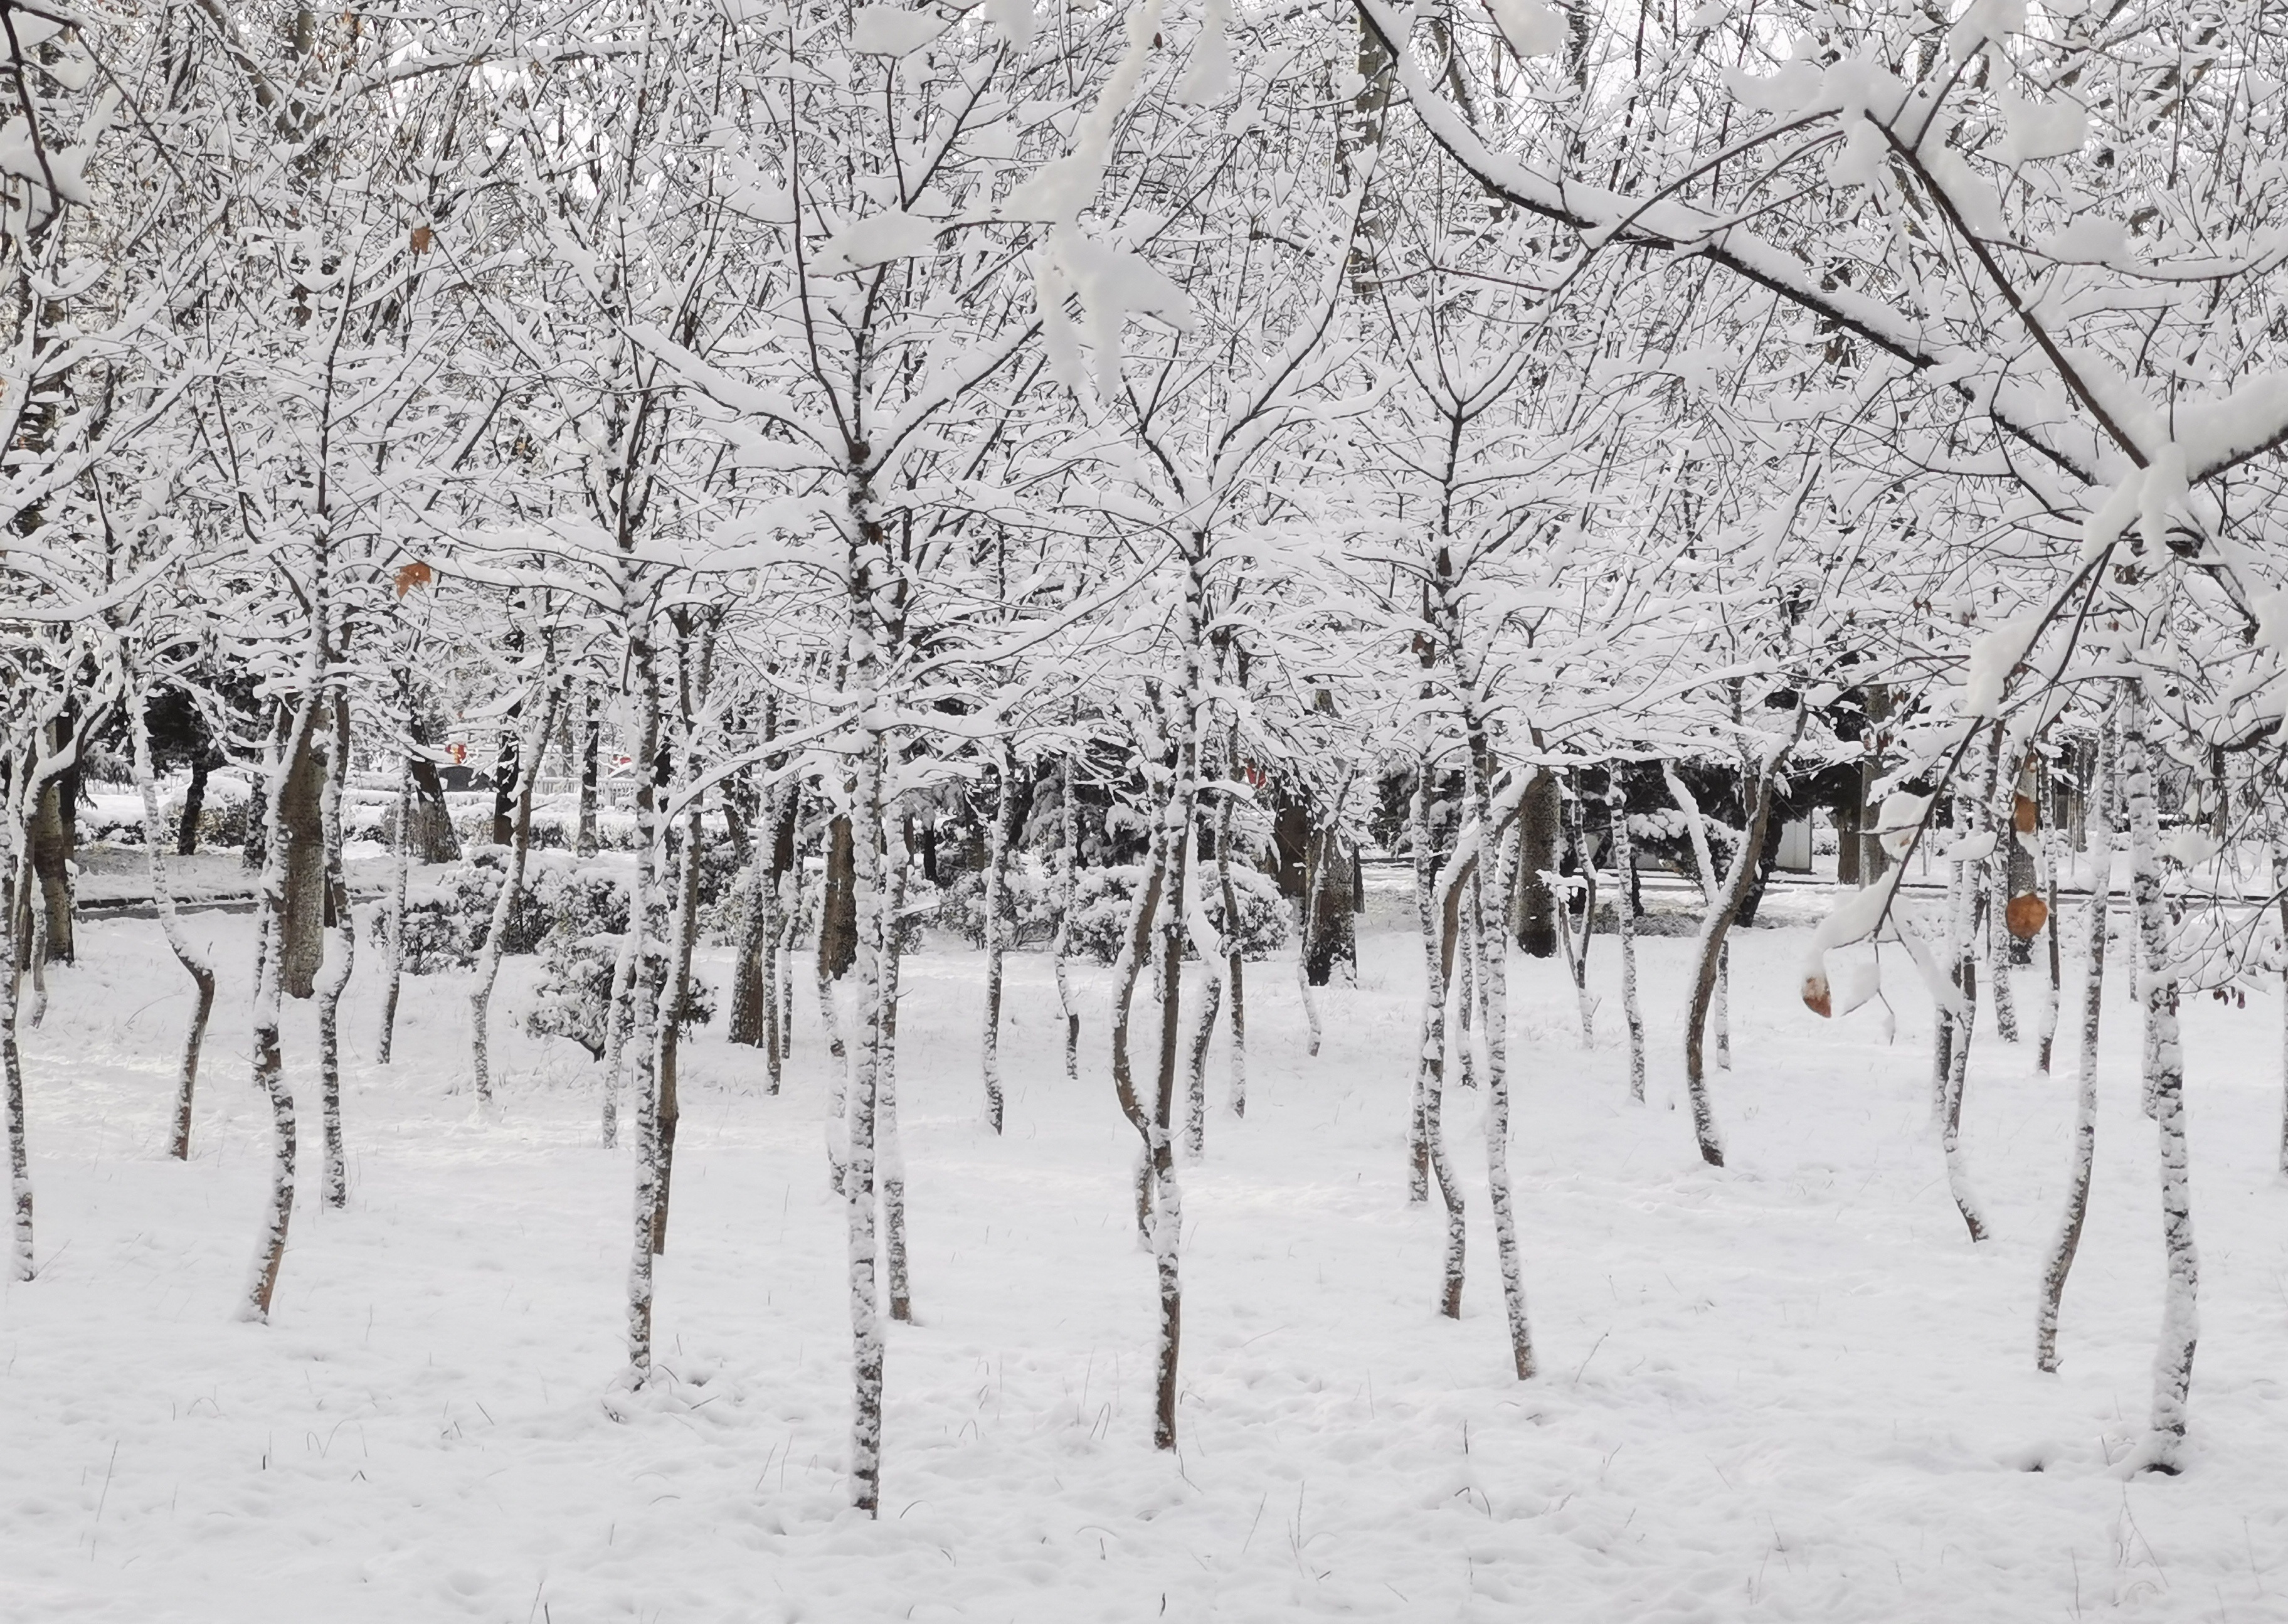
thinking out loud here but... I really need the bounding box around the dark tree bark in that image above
[820,814,858,980]
[177,756,210,857]
[1512,767,1558,957]
[276,711,329,1000]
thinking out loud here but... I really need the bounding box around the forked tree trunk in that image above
[132,691,216,1161]
[1682,733,1793,1169]
[2121,689,2198,1473]
[2038,711,2114,1372]
[1609,772,1645,1103]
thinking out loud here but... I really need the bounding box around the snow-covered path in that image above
[5,902,2285,1621]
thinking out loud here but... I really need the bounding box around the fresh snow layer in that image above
[4,884,2285,1621]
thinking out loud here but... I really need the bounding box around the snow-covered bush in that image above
[524,867,715,1060]
[933,855,1060,949]
[1061,862,1290,965]
[371,845,573,973]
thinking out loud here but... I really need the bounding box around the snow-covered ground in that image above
[4,888,2285,1621]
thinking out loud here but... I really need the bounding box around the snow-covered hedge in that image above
[1061,862,1290,965]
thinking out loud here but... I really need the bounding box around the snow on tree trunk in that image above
[649,776,704,1258]
[2038,710,2114,1372]
[881,812,913,1323]
[1938,754,1991,1245]
[1986,765,2021,1044]
[2,800,32,1280]
[1424,828,1468,1315]
[2277,846,2288,1178]
[1054,754,1081,1085]
[1554,782,1596,1047]
[2121,689,2199,1473]
[2036,763,2062,1074]
[980,748,1014,1134]
[1610,772,1646,1104]
[469,685,561,1105]
[1473,804,1535,1380]
[622,645,665,1382]
[1663,762,1730,1079]
[1217,724,1247,1120]
[131,687,216,1161]
[576,683,601,859]
[245,693,322,1324]
[315,698,356,1210]
[376,742,412,1068]
[1681,730,1794,1169]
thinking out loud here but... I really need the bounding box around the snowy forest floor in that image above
[5,884,2287,1622]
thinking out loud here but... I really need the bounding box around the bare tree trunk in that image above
[1218,728,1247,1120]
[2037,763,2062,1073]
[2,807,32,1280]
[881,814,912,1322]
[245,694,321,1324]
[651,797,701,1256]
[376,743,412,1066]
[315,699,355,1209]
[2277,844,2288,1178]
[576,682,601,858]
[622,642,665,1382]
[842,723,889,1512]
[177,756,209,857]
[1938,746,1993,1244]
[1552,782,1596,1046]
[1610,771,1645,1103]
[1054,754,1080,1083]
[2038,711,2113,1372]
[1475,807,1535,1379]
[132,691,216,1160]
[979,748,1014,1134]
[1682,733,1794,1169]
[470,686,561,1104]
[2121,689,2198,1473]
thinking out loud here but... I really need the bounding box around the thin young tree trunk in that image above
[1424,834,1468,1314]
[842,724,889,1512]
[1294,829,1323,1058]
[2277,845,2288,1177]
[1183,738,1227,1159]
[881,813,912,1322]
[980,748,1013,1135]
[1682,733,1793,1169]
[1610,771,1645,1103]
[2,807,32,1280]
[1054,754,1080,1084]
[1146,668,1202,1452]
[2037,763,2062,1073]
[622,642,665,1382]
[1555,784,1595,1046]
[1939,749,1992,1244]
[469,686,561,1105]
[1662,762,1730,1075]
[1988,786,2021,1043]
[315,699,355,1209]
[2121,689,2198,1472]
[1474,809,1535,1379]
[650,793,702,1256]
[1217,728,1246,1119]
[245,694,322,1324]
[576,683,601,858]
[132,690,216,1160]
[600,901,635,1150]
[376,741,412,1066]
[2038,711,2114,1372]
